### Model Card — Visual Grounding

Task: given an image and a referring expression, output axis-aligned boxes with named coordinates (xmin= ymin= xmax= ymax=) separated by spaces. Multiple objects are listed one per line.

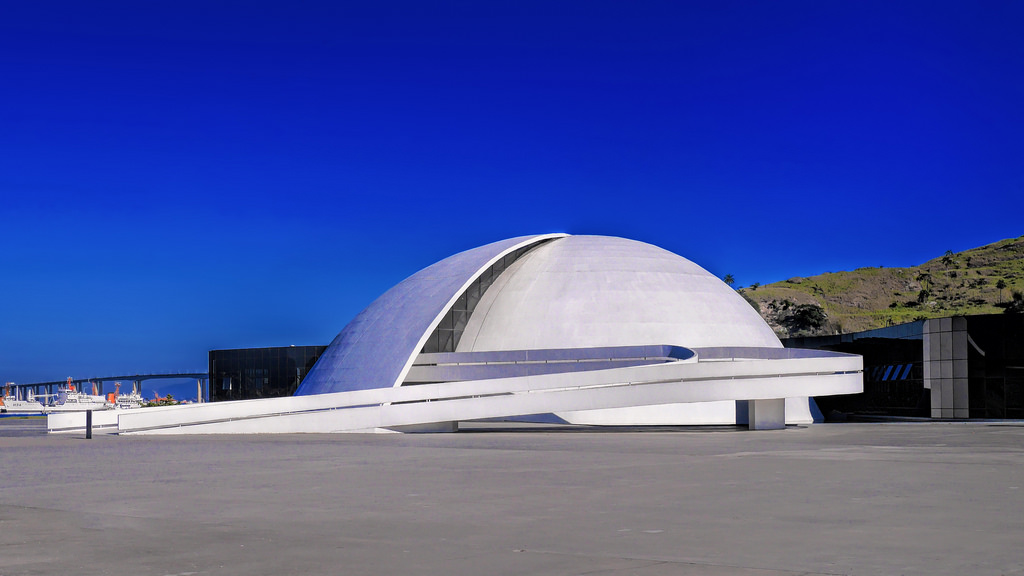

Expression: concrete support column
xmin=748 ymin=398 xmax=786 ymax=430
xmin=924 ymin=317 xmax=969 ymax=419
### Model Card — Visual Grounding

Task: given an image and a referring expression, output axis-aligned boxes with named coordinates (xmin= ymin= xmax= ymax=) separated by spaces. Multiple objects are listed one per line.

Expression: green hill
xmin=738 ymin=235 xmax=1024 ymax=338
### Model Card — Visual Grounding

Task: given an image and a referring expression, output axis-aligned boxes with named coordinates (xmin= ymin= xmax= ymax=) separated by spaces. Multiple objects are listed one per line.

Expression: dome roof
xmin=456 ymin=235 xmax=780 ymax=352
xmin=297 ymin=234 xmax=779 ymax=397
xmin=296 ymin=234 xmax=565 ymax=396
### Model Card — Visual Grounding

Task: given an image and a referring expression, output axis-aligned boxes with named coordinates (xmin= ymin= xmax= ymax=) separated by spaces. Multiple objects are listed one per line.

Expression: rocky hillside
xmin=739 ymin=235 xmax=1024 ymax=338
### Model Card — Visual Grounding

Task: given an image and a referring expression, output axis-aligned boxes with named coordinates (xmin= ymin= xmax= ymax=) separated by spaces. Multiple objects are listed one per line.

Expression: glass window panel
xmin=453 ymin=309 xmax=468 ymax=333
xmin=1007 ymin=377 xmax=1024 ymax=408
xmin=422 ymin=333 xmax=439 ymax=354
xmin=416 ymin=241 xmax=549 ymax=359
xmin=439 ymin=329 xmax=455 ymax=352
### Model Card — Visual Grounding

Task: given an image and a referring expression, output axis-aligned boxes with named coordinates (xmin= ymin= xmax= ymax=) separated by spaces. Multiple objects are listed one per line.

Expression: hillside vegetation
xmin=739 ymin=235 xmax=1024 ymax=338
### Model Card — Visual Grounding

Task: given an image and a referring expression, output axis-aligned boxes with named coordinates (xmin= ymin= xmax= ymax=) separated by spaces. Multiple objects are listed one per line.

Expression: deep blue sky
xmin=2 ymin=1 xmax=1022 ymax=395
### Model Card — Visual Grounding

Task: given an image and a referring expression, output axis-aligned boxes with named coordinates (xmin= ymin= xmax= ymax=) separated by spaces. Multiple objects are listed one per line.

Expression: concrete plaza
xmin=1 ymin=419 xmax=1022 ymax=576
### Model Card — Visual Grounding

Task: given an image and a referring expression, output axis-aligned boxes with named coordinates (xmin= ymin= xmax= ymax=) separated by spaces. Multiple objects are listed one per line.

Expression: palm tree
xmin=997 ymin=279 xmax=1007 ymax=303
xmin=723 ymin=274 xmax=735 ymax=288
xmin=941 ymin=250 xmax=957 ymax=286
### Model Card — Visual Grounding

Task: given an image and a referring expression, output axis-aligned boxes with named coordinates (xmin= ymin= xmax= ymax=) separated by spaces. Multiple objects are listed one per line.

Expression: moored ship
xmin=47 ymin=379 xmax=113 ymax=412
xmin=110 ymin=382 xmax=144 ymax=410
xmin=1 ymin=384 xmax=47 ymax=414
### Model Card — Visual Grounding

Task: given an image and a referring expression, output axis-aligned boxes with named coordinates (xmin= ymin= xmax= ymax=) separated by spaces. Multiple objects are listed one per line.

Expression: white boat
xmin=114 ymin=392 xmax=144 ymax=410
xmin=1 ymin=384 xmax=47 ymax=414
xmin=110 ymin=382 xmax=144 ymax=410
xmin=46 ymin=379 xmax=113 ymax=412
xmin=48 ymin=391 xmax=112 ymax=412
xmin=1 ymin=395 xmax=47 ymax=414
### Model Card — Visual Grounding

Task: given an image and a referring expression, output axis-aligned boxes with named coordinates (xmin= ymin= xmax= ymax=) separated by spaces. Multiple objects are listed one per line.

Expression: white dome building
xmin=289 ymin=234 xmax=859 ymax=430
xmin=105 ymin=234 xmax=862 ymax=435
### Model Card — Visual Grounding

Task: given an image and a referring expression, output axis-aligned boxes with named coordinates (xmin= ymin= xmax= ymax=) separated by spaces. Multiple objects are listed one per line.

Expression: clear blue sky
xmin=2 ymin=1 xmax=1022 ymax=395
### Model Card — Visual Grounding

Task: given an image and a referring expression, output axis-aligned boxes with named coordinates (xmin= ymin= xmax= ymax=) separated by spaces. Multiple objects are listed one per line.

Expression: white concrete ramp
xmin=47 ymin=348 xmax=863 ymax=435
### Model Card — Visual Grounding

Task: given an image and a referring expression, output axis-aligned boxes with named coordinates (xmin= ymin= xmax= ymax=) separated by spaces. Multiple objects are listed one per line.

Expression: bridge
xmin=6 ymin=373 xmax=209 ymax=401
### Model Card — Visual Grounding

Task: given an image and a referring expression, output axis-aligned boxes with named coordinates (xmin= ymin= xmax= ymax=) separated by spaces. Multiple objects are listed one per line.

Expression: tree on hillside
xmin=997 ymin=279 xmax=1007 ymax=303
xmin=916 ymin=271 xmax=931 ymax=290
xmin=1007 ymin=291 xmax=1024 ymax=315
xmin=941 ymin=250 xmax=958 ymax=284
xmin=781 ymin=304 xmax=828 ymax=335
xmin=723 ymin=274 xmax=735 ymax=287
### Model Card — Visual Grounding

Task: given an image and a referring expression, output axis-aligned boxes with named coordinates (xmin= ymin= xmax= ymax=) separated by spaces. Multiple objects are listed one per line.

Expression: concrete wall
xmin=924 ymin=317 xmax=969 ymax=419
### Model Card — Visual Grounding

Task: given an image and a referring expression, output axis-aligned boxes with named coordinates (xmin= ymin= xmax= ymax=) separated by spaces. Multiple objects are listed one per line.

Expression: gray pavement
xmin=1 ymin=419 xmax=1023 ymax=576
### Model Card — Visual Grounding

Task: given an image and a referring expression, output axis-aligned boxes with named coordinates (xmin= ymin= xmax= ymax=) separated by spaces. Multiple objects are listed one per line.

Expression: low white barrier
xmin=47 ymin=410 xmax=119 ymax=434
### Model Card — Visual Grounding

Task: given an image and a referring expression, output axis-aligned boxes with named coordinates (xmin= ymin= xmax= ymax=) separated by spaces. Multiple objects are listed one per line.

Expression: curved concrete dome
xmin=299 ymin=233 xmax=781 ymax=398
xmin=457 ymin=235 xmax=781 ymax=352
xmin=296 ymin=234 xmax=566 ymax=396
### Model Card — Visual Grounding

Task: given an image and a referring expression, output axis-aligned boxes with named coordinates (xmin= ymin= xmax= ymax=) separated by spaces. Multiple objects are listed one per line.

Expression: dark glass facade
xmin=785 ymin=314 xmax=1024 ymax=419
xmin=786 ymin=322 xmax=928 ymax=418
xmin=965 ymin=315 xmax=1024 ymax=419
xmin=209 ymin=345 xmax=327 ymax=402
